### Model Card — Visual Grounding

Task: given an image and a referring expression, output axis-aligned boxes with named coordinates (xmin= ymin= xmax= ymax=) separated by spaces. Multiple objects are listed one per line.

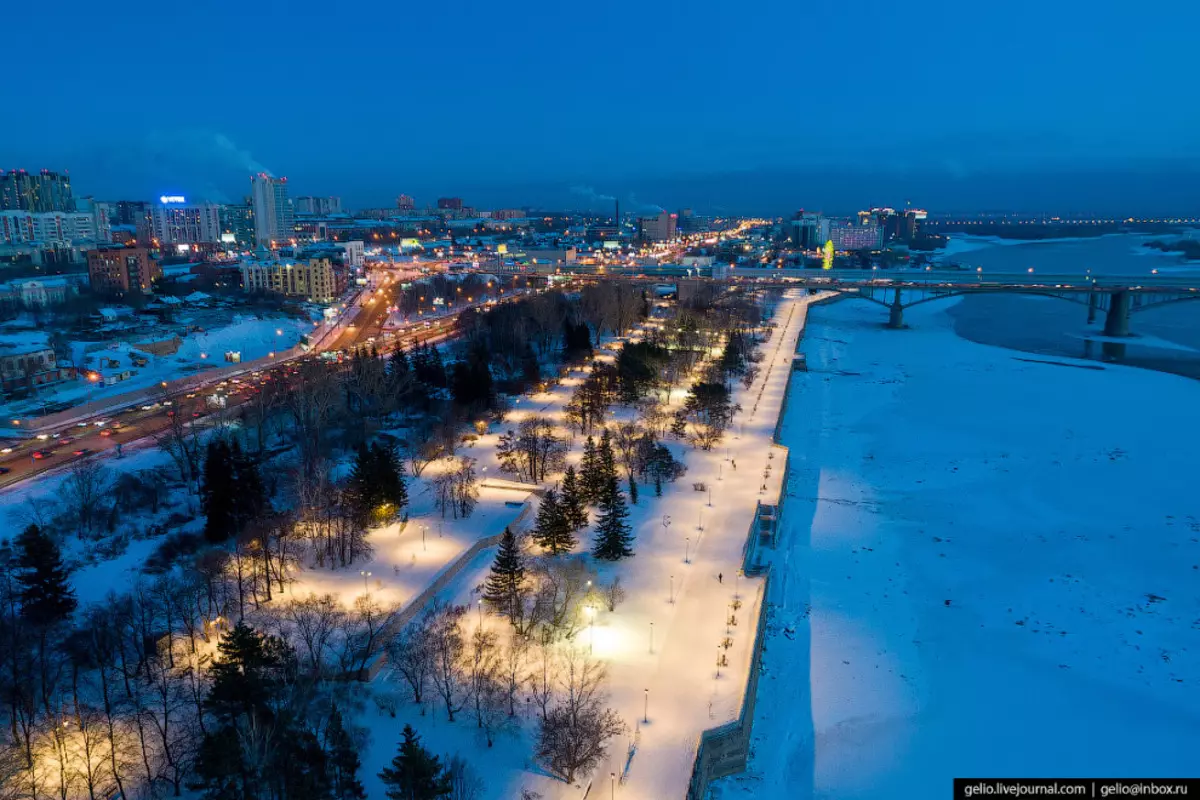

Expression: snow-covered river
xmin=716 ymin=296 xmax=1200 ymax=798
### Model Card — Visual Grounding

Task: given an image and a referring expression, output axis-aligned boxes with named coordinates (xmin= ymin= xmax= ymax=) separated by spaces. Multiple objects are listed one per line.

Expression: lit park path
xmin=601 ymin=290 xmax=825 ymax=799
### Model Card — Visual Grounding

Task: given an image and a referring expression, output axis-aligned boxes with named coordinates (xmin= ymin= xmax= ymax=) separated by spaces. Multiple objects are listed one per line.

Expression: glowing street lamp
xmin=360 ymin=570 xmax=372 ymax=593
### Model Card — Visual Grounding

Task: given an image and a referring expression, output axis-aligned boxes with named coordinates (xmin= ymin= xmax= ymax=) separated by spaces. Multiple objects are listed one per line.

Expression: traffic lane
xmin=0 ymin=328 xmax=454 ymax=490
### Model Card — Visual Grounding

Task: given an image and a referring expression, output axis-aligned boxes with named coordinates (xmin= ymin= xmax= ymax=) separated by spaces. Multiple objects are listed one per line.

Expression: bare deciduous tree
xmin=495 ymin=417 xmax=567 ymax=483
xmin=62 ymin=456 xmax=111 ymax=538
xmin=535 ymin=647 xmax=625 ymax=783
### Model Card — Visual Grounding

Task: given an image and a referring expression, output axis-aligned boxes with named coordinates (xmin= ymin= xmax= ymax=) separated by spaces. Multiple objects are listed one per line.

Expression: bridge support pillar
xmin=886 ymin=289 xmax=904 ymax=329
xmin=1087 ymin=291 xmax=1097 ymax=324
xmin=1102 ymin=290 xmax=1131 ymax=337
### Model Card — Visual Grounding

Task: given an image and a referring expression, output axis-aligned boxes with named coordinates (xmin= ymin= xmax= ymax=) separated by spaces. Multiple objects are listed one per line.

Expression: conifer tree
xmin=379 ymin=725 xmax=452 ymax=800
xmin=327 ymin=705 xmax=366 ymax=799
xmin=598 ymin=428 xmax=618 ymax=487
xmin=482 ymin=527 xmax=527 ymax=620
xmin=531 ymin=488 xmax=575 ymax=555
xmin=592 ymin=475 xmax=634 ymax=561
xmin=628 ymin=472 xmax=639 ymax=505
xmin=579 ymin=436 xmax=602 ymax=504
xmin=15 ymin=524 xmax=76 ymax=627
xmin=559 ymin=466 xmax=588 ymax=531
xmin=201 ymin=439 xmax=237 ymax=543
xmin=231 ymin=439 xmax=268 ymax=528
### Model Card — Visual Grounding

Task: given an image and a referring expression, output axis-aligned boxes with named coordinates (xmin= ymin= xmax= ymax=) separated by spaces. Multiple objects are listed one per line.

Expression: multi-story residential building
xmin=437 ymin=197 xmax=463 ymax=210
xmin=0 ymin=169 xmax=75 ymax=212
xmin=151 ymin=199 xmax=222 ymax=244
xmin=86 ymin=246 xmax=161 ymax=295
xmin=239 ymin=256 xmax=340 ymax=302
xmin=637 ymin=211 xmax=678 ymax=242
xmin=219 ymin=203 xmax=255 ymax=248
xmin=294 ymin=196 xmax=342 ymax=215
xmin=0 ymin=211 xmax=96 ymax=245
xmin=396 ymin=194 xmax=415 ymax=212
xmin=250 ymin=174 xmax=293 ymax=247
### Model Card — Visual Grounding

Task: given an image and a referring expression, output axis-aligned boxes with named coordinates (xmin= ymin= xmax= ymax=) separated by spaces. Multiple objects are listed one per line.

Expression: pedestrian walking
xmin=718 ymin=572 xmax=723 ymax=584
xmin=732 ymin=459 xmax=736 ymax=470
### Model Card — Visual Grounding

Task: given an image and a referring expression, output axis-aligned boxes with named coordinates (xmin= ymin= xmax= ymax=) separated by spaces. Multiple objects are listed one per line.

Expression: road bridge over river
xmin=726 ymin=267 xmax=1200 ymax=336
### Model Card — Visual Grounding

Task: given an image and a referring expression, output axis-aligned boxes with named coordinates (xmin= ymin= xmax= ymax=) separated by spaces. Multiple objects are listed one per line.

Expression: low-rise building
xmin=0 ymin=346 xmax=74 ymax=393
xmin=87 ymin=246 xmax=161 ymax=295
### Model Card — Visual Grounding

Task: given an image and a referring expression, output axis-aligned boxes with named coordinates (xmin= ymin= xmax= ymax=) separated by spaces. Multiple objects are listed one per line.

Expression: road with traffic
xmin=0 ymin=272 xmax=532 ymax=491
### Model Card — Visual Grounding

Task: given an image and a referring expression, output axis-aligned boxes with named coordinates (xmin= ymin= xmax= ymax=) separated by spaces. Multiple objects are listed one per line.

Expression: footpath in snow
xmin=357 ymin=291 xmax=819 ymax=800
xmin=717 ymin=297 xmax=1200 ymax=799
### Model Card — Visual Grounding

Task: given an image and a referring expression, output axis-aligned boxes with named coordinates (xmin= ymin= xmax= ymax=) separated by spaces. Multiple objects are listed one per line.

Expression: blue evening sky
xmin=3 ymin=0 xmax=1198 ymax=213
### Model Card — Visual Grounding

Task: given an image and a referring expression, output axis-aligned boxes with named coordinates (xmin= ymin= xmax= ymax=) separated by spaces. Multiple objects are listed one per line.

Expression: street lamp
xmin=587 ymin=604 xmax=596 ymax=653
xmin=649 ymin=622 xmax=654 ymax=654
xmin=669 ymin=574 xmax=674 ymax=604
xmin=685 ymin=537 xmax=690 ymax=564
xmin=643 ymin=688 xmax=649 ymax=723
xmin=360 ymin=570 xmax=372 ymax=593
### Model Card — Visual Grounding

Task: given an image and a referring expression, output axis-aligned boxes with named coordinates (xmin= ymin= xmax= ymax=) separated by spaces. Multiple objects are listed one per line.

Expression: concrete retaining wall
xmin=685 ymin=573 xmax=771 ymax=799
xmin=357 ymin=501 xmax=535 ymax=680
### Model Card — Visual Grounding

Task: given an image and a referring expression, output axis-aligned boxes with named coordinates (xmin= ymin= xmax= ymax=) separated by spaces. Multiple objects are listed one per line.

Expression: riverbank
xmin=714 ymin=299 xmax=1200 ymax=798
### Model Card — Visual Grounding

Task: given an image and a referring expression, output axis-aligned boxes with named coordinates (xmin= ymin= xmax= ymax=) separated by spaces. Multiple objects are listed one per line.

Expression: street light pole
xmin=649 ymin=622 xmax=654 ymax=654
xmin=685 ymin=537 xmax=690 ymax=564
xmin=360 ymin=570 xmax=371 ymax=593
xmin=643 ymin=688 xmax=649 ymax=723
xmin=669 ymin=574 xmax=674 ymax=604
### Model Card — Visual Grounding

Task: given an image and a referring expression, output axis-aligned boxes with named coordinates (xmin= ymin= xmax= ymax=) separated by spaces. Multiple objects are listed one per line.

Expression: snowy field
xmin=716 ymin=297 xmax=1200 ymax=798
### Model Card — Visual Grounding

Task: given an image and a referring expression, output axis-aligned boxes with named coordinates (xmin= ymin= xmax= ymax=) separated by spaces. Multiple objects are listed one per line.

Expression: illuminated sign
xmin=159 ymin=195 xmax=186 ymax=204
xmin=822 ymin=240 xmax=834 ymax=270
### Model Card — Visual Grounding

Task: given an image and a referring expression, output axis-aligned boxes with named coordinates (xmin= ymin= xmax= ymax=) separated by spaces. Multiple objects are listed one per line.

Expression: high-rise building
xmin=637 ymin=211 xmax=678 ymax=242
xmin=77 ymin=197 xmax=114 ymax=243
xmin=151 ymin=199 xmax=222 ymax=244
xmin=87 ymin=246 xmax=161 ymax=295
xmin=396 ymin=194 xmax=415 ymax=212
xmin=250 ymin=173 xmax=293 ymax=247
xmin=437 ymin=197 xmax=463 ymax=210
xmin=219 ymin=204 xmax=255 ymax=248
xmin=113 ymin=200 xmax=150 ymax=226
xmin=866 ymin=206 xmax=927 ymax=243
xmin=294 ymin=196 xmax=342 ymax=215
xmin=0 ymin=170 xmax=75 ymax=212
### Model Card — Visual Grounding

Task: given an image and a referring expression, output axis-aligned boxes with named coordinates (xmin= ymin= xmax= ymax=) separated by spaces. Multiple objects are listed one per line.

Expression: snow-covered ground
xmin=716 ymin=297 xmax=1200 ymax=799
xmin=358 ymin=294 xmax=816 ymax=800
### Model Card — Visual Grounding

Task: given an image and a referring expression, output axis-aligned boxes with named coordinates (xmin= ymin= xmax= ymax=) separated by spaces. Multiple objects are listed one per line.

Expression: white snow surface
xmin=714 ymin=297 xmax=1200 ymax=799
xmin=358 ymin=295 xmax=815 ymax=800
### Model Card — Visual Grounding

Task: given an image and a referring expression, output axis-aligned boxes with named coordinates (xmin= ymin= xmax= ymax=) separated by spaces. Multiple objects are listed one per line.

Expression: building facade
xmin=294 ymin=196 xmax=342 ymax=215
xmin=87 ymin=247 xmax=161 ymax=295
xmin=240 ymin=257 xmax=339 ymax=302
xmin=638 ymin=211 xmax=678 ymax=242
xmin=0 ymin=170 xmax=75 ymax=212
xmin=396 ymin=194 xmax=415 ymax=212
xmin=251 ymin=174 xmax=294 ymax=247
xmin=821 ymin=218 xmax=884 ymax=251
xmin=436 ymin=197 xmax=464 ymax=210
xmin=0 ymin=346 xmax=73 ymax=393
xmin=151 ymin=200 xmax=222 ymax=244
xmin=219 ymin=204 xmax=255 ymax=247
xmin=0 ymin=211 xmax=97 ymax=245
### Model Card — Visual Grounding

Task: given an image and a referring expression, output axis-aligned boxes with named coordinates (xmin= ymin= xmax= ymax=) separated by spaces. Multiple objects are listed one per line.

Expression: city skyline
xmin=3 ymin=0 xmax=1199 ymax=214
